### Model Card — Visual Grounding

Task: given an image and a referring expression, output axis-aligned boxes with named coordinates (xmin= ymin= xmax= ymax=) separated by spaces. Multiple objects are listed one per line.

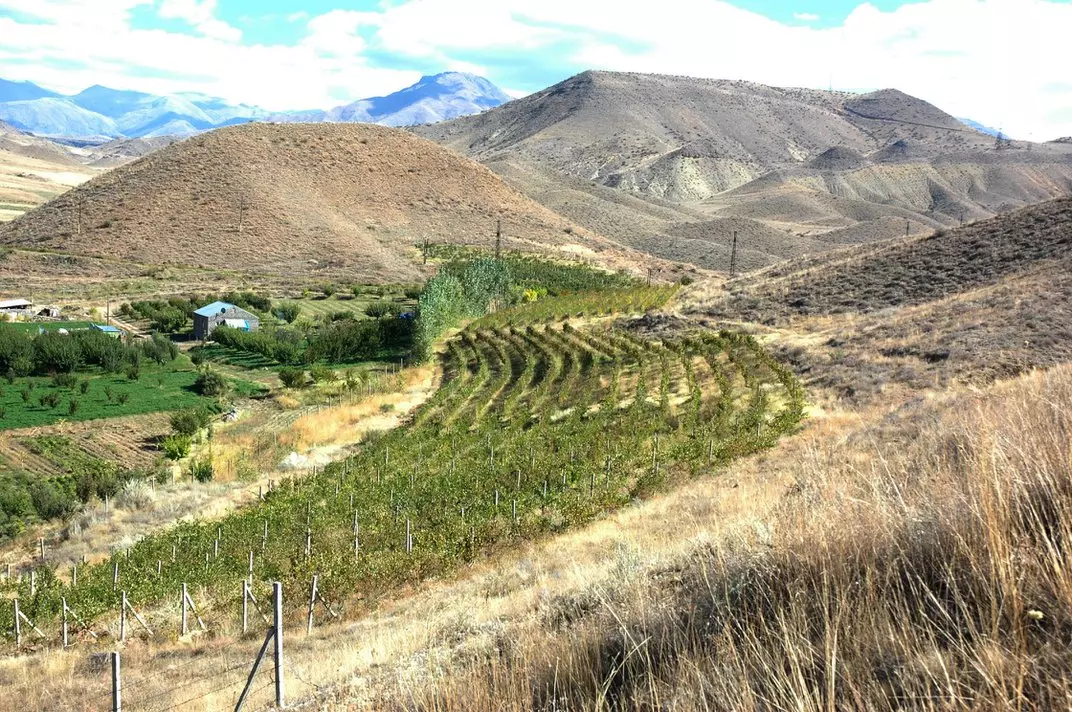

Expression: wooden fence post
xmin=181 ymin=583 xmax=188 ymax=636
xmin=13 ymin=599 xmax=20 ymax=649
xmin=113 ymin=561 xmax=119 ymax=591
xmin=112 ymin=651 xmax=121 ymax=712
xmin=62 ymin=597 xmax=69 ymax=648
xmin=242 ymin=580 xmax=249 ymax=635
xmin=307 ymin=575 xmax=318 ymax=634
xmin=120 ymin=591 xmax=127 ymax=643
xmin=274 ymin=582 xmax=285 ymax=707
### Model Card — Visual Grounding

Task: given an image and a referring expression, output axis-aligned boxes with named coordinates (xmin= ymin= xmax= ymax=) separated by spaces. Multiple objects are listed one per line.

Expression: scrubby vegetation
xmin=0 ymin=436 xmax=151 ymax=539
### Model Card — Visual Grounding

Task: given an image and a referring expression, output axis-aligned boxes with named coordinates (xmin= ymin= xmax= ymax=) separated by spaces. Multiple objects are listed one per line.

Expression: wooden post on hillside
xmin=353 ymin=512 xmax=360 ymax=555
xmin=307 ymin=574 xmax=318 ymax=635
xmin=729 ymin=231 xmax=739 ymax=278
xmin=495 ymin=219 xmax=502 ymax=259
xmin=13 ymin=600 xmax=20 ymax=649
xmin=111 ymin=652 xmax=121 ymax=712
xmin=273 ymin=582 xmax=285 ymax=706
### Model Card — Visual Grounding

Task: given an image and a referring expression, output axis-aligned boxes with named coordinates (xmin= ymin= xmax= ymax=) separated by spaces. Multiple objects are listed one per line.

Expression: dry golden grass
xmin=4 ymin=362 xmax=1070 ymax=711
xmin=357 ymin=365 xmax=1072 ymax=711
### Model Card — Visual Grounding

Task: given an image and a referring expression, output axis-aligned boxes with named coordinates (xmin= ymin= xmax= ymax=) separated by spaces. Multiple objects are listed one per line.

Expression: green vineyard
xmin=0 ymin=288 xmax=804 ymax=644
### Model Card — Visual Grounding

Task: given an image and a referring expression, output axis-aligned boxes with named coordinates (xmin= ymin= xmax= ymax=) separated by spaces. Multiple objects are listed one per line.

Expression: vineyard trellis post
xmin=112 ymin=651 xmax=121 ymax=712
xmin=307 ymin=574 xmax=318 ymax=634
xmin=274 ymin=582 xmax=285 ymax=707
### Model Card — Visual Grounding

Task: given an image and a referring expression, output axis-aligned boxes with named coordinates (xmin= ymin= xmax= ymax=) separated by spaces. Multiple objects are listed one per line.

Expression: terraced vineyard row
xmin=0 ymin=291 xmax=804 ymax=647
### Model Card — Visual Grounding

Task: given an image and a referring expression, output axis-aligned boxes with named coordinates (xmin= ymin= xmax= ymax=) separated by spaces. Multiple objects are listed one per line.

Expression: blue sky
xmin=1 ymin=0 xmax=1070 ymax=138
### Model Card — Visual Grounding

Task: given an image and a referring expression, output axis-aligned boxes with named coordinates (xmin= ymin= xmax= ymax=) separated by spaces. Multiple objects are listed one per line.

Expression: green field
xmin=289 ymin=291 xmax=417 ymax=322
xmin=0 ymin=357 xmax=264 ymax=431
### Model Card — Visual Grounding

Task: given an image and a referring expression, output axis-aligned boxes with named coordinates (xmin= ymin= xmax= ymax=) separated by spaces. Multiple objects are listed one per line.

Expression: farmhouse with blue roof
xmin=193 ymin=301 xmax=260 ymax=340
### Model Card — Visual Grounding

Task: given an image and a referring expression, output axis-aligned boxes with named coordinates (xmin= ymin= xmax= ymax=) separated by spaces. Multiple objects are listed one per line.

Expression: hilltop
xmin=415 ymin=71 xmax=1072 ymax=271
xmin=0 ymin=122 xmax=650 ymax=282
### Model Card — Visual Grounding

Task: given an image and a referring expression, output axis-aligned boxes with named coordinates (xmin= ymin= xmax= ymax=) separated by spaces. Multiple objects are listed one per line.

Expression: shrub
xmin=151 ymin=308 xmax=187 ymax=334
xmin=278 ymin=367 xmax=307 ymax=389
xmin=190 ymin=349 xmax=205 ymax=366
xmin=33 ymin=332 xmax=82 ymax=373
xmin=142 ymin=334 xmax=178 ymax=364
xmin=170 ymin=408 xmax=212 ymax=436
xmin=194 ymin=368 xmax=228 ymax=396
xmin=188 ymin=458 xmax=214 ymax=483
xmin=39 ymin=392 xmax=61 ymax=409
xmin=309 ymin=364 xmax=337 ymax=383
xmin=103 ymin=385 xmax=114 ymax=403
xmin=273 ymin=302 xmax=300 ymax=323
xmin=403 ymin=286 xmax=423 ymax=300
xmin=115 ymin=480 xmax=155 ymax=511
xmin=306 ymin=319 xmax=381 ymax=363
xmin=79 ymin=380 xmax=89 ymax=394
xmin=53 ymin=373 xmax=79 ymax=389
xmin=29 ymin=479 xmax=77 ymax=520
xmin=116 ymin=393 xmax=130 ymax=406
xmin=68 ymin=398 xmax=79 ymax=416
xmin=0 ymin=327 xmax=34 ymax=375
xmin=162 ymin=434 xmax=192 ymax=460
xmin=365 ymin=302 xmax=395 ymax=318
xmin=124 ymin=362 xmax=141 ymax=381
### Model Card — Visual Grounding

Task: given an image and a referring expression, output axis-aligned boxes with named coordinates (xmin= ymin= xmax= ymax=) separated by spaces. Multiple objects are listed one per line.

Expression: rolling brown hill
xmin=415 ymin=71 xmax=1072 ymax=272
xmin=0 ymin=122 xmax=655 ymax=282
xmin=689 ymin=195 xmax=1072 ymax=395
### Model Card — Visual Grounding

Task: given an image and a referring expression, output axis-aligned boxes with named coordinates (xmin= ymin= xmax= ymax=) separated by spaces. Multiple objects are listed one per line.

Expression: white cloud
xmin=0 ymin=0 xmax=1069 ymax=139
xmin=794 ymin=12 xmax=820 ymax=21
xmin=158 ymin=0 xmax=241 ymax=42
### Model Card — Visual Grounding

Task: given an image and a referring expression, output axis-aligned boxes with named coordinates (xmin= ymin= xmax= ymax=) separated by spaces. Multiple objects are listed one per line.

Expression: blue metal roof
xmin=92 ymin=324 xmax=122 ymax=333
xmin=194 ymin=301 xmax=237 ymax=317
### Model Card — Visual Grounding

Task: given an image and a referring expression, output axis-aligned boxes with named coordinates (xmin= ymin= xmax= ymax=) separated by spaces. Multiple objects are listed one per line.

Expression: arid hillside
xmin=416 ymin=71 xmax=1072 ymax=271
xmin=689 ymin=195 xmax=1072 ymax=397
xmin=0 ymin=122 xmax=653 ymax=282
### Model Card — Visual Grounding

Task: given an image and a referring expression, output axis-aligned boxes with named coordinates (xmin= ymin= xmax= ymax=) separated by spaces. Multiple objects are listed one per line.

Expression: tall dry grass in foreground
xmin=385 ymin=366 xmax=1072 ymax=711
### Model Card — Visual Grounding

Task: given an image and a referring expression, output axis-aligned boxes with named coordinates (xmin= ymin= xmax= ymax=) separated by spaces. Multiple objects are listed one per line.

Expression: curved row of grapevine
xmin=0 ymin=289 xmax=804 ymax=650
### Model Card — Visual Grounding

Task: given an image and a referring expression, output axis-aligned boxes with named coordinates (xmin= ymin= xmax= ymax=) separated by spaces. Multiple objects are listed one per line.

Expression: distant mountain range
xmin=0 ymin=73 xmax=511 ymax=142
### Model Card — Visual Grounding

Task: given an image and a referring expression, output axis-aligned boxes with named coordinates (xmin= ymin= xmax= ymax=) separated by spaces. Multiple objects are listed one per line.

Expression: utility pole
xmin=495 ymin=219 xmax=502 ymax=259
xmin=729 ymin=231 xmax=739 ymax=278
